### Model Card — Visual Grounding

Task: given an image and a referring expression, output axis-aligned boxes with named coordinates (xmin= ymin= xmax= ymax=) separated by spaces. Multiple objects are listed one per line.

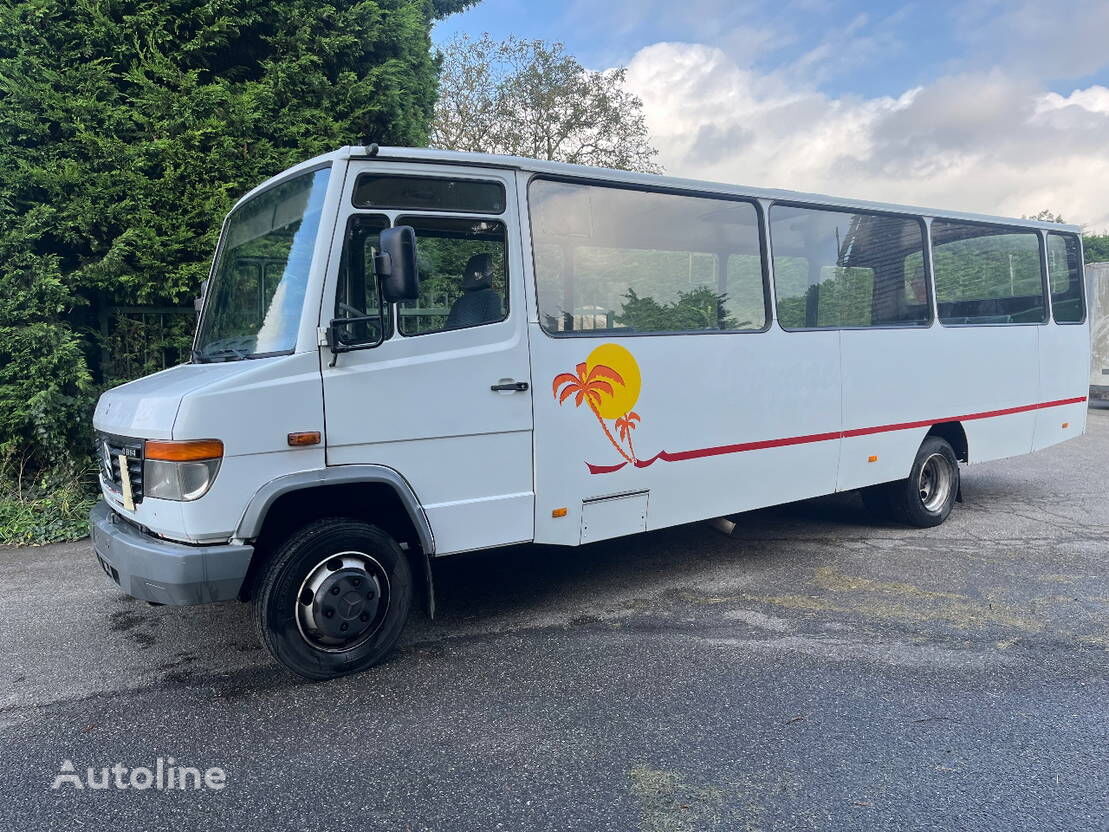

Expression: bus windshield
xmin=194 ymin=166 xmax=331 ymax=362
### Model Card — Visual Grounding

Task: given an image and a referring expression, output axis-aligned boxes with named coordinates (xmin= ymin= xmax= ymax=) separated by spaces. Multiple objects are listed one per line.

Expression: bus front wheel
xmin=252 ymin=518 xmax=413 ymax=680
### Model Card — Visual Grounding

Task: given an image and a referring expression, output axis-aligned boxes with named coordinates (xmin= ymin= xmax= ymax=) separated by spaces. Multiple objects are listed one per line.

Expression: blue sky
xmin=433 ymin=1 xmax=1109 ymax=228
xmin=435 ymin=0 xmax=1109 ymax=99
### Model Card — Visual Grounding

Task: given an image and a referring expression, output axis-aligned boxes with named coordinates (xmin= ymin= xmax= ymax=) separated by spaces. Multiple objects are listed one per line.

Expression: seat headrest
xmin=462 ymin=253 xmax=493 ymax=292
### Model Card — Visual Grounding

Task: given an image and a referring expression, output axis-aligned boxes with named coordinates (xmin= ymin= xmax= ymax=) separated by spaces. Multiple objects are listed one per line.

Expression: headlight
xmin=143 ymin=439 xmax=223 ymax=501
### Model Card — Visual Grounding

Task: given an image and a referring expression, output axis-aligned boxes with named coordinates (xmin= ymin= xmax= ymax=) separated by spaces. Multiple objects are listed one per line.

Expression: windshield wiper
xmin=192 ymin=348 xmax=246 ymax=363
xmin=193 ymin=338 xmax=253 ymax=362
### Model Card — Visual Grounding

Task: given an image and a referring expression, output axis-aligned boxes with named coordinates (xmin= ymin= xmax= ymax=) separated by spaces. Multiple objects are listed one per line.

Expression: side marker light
xmin=288 ymin=431 xmax=322 ymax=447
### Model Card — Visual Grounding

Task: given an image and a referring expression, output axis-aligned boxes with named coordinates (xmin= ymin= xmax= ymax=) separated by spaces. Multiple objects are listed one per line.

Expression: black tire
xmin=886 ymin=436 xmax=960 ymax=528
xmin=253 ymin=518 xmax=412 ymax=680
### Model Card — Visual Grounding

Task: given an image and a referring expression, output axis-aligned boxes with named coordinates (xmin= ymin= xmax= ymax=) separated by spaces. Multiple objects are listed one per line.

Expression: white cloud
xmin=954 ymin=0 xmax=1109 ymax=81
xmin=625 ymin=43 xmax=1109 ymax=230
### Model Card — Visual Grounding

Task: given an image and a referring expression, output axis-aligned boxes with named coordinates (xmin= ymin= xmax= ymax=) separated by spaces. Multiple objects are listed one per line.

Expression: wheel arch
xmin=235 ymin=466 xmax=436 ymax=614
xmin=925 ymin=421 xmax=968 ymax=462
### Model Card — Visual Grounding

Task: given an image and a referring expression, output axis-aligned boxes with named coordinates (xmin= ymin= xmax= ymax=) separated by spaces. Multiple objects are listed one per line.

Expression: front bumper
xmin=90 ymin=501 xmax=252 ymax=605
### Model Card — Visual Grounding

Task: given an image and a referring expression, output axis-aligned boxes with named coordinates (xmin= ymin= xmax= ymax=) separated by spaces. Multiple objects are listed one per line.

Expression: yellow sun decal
xmin=585 ymin=343 xmax=640 ymax=419
xmin=552 ymin=342 xmax=644 ymax=470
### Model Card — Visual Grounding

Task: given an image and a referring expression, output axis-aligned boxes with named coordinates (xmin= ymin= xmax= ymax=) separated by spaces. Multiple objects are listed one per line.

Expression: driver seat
xmin=446 ymin=254 xmax=503 ymax=329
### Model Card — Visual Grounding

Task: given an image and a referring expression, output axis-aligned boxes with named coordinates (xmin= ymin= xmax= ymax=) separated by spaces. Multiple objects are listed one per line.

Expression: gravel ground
xmin=1 ymin=407 xmax=1106 ymax=831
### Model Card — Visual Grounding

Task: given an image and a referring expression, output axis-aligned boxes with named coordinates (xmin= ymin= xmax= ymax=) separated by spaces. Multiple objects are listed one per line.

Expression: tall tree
xmin=432 ymin=34 xmax=662 ymax=174
xmin=1026 ymin=209 xmax=1109 ymax=263
xmin=0 ymin=0 xmax=468 ymax=471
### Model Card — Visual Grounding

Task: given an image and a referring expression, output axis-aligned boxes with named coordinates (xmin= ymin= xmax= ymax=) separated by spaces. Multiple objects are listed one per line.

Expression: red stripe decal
xmin=842 ymin=396 xmax=1088 ymax=438
xmin=585 ymin=396 xmax=1087 ymax=474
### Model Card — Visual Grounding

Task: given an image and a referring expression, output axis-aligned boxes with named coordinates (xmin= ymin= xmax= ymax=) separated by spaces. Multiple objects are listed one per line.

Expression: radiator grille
xmin=98 ymin=434 xmax=144 ymax=505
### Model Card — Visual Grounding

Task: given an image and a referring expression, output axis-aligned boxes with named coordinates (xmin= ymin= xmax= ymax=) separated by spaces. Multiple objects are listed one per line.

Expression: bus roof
xmin=237 ymin=145 xmax=1084 ymax=235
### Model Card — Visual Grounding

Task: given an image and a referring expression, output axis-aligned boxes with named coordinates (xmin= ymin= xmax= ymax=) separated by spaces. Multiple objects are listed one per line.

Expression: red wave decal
xmin=585 ymin=460 xmax=630 ymax=474
xmin=583 ymin=396 xmax=1087 ymax=475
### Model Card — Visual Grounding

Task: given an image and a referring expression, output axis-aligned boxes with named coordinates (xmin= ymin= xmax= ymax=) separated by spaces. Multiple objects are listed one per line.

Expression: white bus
xmin=90 ymin=146 xmax=1090 ymax=678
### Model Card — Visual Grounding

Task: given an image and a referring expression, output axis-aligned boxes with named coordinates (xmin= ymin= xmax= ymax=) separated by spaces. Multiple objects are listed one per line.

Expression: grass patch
xmin=0 ymin=462 xmax=98 ymax=546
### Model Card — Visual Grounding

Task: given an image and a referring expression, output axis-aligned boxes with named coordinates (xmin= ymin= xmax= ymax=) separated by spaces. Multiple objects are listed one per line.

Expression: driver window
xmin=396 ymin=215 xmax=508 ymax=336
xmin=333 ymin=214 xmax=391 ymax=346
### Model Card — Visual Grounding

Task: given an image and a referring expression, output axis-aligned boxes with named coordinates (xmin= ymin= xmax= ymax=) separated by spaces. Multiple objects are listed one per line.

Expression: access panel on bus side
xmin=523 ymin=180 xmax=842 ymax=546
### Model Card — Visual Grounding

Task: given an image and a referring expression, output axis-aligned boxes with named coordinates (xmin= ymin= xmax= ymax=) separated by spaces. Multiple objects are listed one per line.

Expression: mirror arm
xmin=326 ymin=315 xmax=387 ymax=363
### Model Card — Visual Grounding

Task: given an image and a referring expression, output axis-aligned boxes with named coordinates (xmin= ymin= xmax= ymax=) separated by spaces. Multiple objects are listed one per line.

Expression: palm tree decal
xmin=615 ymin=412 xmax=641 ymax=460
xmin=553 ymin=362 xmax=640 ymax=465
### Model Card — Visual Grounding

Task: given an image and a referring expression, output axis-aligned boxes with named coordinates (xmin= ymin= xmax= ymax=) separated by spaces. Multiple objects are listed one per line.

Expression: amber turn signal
xmin=551 ymin=507 xmax=568 ymax=518
xmin=867 ymin=455 xmax=878 ymax=463
xmin=287 ymin=431 xmax=322 ymax=447
xmin=145 ymin=439 xmax=224 ymax=461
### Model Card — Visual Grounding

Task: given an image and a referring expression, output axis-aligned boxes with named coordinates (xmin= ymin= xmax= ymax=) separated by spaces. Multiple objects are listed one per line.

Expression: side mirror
xmin=376 ymin=226 xmax=419 ymax=303
xmin=194 ymin=278 xmax=209 ymax=312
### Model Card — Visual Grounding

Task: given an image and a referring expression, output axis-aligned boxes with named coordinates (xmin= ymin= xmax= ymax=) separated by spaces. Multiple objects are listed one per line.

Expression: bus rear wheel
xmin=865 ymin=436 xmax=960 ymax=528
xmin=253 ymin=518 xmax=412 ymax=680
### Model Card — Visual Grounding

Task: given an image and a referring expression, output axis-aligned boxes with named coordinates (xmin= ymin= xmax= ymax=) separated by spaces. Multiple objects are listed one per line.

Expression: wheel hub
xmin=918 ymin=453 xmax=953 ymax=513
xmin=296 ymin=552 xmax=389 ymax=651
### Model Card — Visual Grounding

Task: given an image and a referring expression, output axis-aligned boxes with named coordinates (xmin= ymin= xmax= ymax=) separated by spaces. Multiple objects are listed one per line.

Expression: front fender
xmin=235 ymin=465 xmax=436 ymax=555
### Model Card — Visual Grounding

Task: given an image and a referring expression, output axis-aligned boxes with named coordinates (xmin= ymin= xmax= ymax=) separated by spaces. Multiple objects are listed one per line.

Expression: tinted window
xmin=769 ymin=205 xmax=930 ymax=329
xmin=398 ymin=216 xmax=508 ymax=335
xmin=932 ymin=222 xmax=1045 ymax=325
xmin=1047 ymin=232 xmax=1084 ymax=323
xmin=353 ymin=175 xmax=505 ymax=213
xmin=530 ymin=180 xmax=766 ymax=335
xmin=332 ymin=214 xmax=391 ymax=347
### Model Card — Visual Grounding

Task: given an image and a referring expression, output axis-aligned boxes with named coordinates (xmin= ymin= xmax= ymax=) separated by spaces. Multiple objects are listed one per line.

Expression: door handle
xmin=490 ymin=381 xmax=529 ymax=392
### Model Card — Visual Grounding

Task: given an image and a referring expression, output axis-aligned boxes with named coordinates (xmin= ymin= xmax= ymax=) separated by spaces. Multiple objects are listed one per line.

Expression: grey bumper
xmin=90 ymin=501 xmax=252 ymax=605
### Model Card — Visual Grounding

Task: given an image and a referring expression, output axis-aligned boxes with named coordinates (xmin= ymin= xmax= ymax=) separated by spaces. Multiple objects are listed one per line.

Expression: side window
xmin=352 ymin=174 xmax=506 ymax=213
xmin=333 ymin=214 xmax=390 ymax=347
xmin=769 ymin=205 xmax=930 ymax=329
xmin=529 ymin=180 xmax=766 ymax=335
xmin=726 ymin=254 xmax=770 ymax=330
xmin=1047 ymin=232 xmax=1085 ymax=323
xmin=932 ymin=222 xmax=1045 ymax=325
xmin=903 ymin=251 xmax=930 ymax=306
xmin=398 ymin=216 xmax=508 ymax=336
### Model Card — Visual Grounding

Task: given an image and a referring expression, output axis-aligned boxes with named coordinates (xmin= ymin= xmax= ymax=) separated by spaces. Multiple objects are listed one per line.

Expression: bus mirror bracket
xmin=326 ymin=316 xmax=386 ymax=363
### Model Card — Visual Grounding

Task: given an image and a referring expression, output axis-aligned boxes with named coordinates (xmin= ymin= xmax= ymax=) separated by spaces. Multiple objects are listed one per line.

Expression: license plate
xmin=117 ymin=453 xmax=136 ymax=511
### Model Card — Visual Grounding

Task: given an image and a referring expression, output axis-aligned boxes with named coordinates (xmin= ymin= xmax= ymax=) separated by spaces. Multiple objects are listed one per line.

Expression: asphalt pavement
xmin=1 ymin=408 xmax=1107 ymax=831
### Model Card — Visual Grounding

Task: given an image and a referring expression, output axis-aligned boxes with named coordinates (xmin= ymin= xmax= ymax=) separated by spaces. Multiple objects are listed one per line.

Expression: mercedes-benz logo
xmin=101 ymin=440 xmax=114 ymax=480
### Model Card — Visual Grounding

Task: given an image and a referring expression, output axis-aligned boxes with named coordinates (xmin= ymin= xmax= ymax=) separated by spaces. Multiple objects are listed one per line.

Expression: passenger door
xmin=320 ymin=163 xmax=533 ymax=555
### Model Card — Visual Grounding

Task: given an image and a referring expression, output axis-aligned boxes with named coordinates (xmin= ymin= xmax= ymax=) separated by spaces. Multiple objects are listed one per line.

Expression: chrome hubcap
xmin=295 ymin=551 xmax=389 ymax=652
xmin=918 ymin=453 xmax=954 ymax=513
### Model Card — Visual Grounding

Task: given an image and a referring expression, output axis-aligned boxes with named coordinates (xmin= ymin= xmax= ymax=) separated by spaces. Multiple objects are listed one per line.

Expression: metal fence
xmin=100 ymin=305 xmax=196 ymax=385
